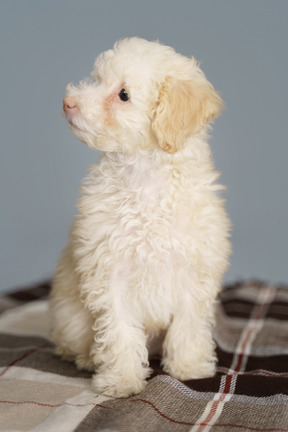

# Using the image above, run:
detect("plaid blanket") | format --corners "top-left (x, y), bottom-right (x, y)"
top-left (0, 281), bottom-right (288, 432)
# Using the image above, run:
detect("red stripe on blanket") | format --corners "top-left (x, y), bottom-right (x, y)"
top-left (130, 398), bottom-right (195, 425)
top-left (0, 400), bottom-right (112, 409)
top-left (0, 343), bottom-right (50, 377)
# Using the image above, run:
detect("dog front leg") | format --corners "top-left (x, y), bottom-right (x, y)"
top-left (162, 292), bottom-right (217, 381)
top-left (86, 268), bottom-right (152, 398)
top-left (90, 312), bottom-right (152, 397)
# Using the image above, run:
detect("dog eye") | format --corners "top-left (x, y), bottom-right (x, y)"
top-left (119, 89), bottom-right (130, 102)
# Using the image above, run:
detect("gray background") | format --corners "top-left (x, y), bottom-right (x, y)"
top-left (1, 0), bottom-right (287, 294)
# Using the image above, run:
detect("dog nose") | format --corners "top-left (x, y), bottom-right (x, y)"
top-left (63, 97), bottom-right (78, 114)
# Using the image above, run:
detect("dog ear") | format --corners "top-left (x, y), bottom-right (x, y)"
top-left (152, 76), bottom-right (224, 153)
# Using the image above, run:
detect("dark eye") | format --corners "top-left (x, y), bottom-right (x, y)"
top-left (119, 89), bottom-right (130, 102)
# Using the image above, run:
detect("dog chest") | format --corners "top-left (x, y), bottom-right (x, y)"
top-left (76, 155), bottom-right (194, 265)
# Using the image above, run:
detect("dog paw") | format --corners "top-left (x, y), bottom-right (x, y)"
top-left (163, 357), bottom-right (216, 381)
top-left (91, 372), bottom-right (148, 398)
top-left (54, 346), bottom-right (76, 362)
top-left (75, 354), bottom-right (95, 372)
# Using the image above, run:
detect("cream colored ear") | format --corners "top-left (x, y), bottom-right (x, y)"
top-left (152, 76), bottom-right (224, 153)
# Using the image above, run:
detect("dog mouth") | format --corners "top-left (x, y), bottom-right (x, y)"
top-left (66, 116), bottom-right (100, 142)
top-left (66, 117), bottom-right (86, 134)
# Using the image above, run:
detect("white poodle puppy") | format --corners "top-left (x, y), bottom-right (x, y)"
top-left (50, 37), bottom-right (231, 398)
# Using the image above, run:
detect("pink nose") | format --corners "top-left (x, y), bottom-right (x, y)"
top-left (63, 96), bottom-right (78, 114)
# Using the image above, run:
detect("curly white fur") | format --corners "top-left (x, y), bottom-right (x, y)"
top-left (50, 37), bottom-right (231, 398)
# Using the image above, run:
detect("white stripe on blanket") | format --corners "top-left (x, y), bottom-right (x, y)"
top-left (0, 300), bottom-right (49, 337)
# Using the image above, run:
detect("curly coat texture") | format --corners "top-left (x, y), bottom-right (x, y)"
top-left (50, 37), bottom-right (231, 398)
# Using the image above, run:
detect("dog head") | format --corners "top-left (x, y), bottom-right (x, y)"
top-left (63, 37), bottom-right (223, 154)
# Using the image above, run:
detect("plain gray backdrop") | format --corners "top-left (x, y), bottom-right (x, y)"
top-left (1, 0), bottom-right (287, 293)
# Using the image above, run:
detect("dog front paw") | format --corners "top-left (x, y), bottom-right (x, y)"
top-left (54, 345), bottom-right (76, 363)
top-left (163, 356), bottom-right (216, 381)
top-left (75, 354), bottom-right (95, 372)
top-left (91, 372), bottom-right (148, 398)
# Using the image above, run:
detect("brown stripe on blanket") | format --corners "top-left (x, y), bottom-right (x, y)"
top-left (6, 280), bottom-right (51, 303)
top-left (222, 298), bottom-right (288, 320)
top-left (0, 333), bottom-right (92, 379)
top-left (0, 334), bottom-right (52, 368)
top-left (266, 302), bottom-right (288, 320)
top-left (245, 354), bottom-right (288, 376)
top-left (217, 348), bottom-right (288, 377)
top-left (234, 374), bottom-right (288, 397)
top-left (221, 298), bottom-right (255, 318)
